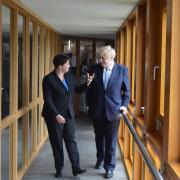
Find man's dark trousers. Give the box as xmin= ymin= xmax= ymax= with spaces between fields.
xmin=93 ymin=117 xmax=120 ymax=171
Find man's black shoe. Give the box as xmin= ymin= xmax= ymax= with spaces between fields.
xmin=54 ymin=170 xmax=62 ymax=178
xmin=72 ymin=168 xmax=86 ymax=176
xmin=104 ymin=170 xmax=113 ymax=178
xmin=94 ymin=161 xmax=103 ymax=169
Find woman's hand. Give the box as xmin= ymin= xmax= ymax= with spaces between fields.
xmin=87 ymin=73 xmax=95 ymax=86
xmin=56 ymin=114 xmax=66 ymax=124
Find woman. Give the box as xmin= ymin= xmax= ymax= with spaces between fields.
xmin=42 ymin=53 xmax=93 ymax=178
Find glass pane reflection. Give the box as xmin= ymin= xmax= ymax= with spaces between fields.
xmin=28 ymin=110 xmax=32 ymax=157
xmin=18 ymin=15 xmax=24 ymax=109
xmin=2 ymin=5 xmax=11 ymax=119
xmin=1 ymin=127 xmax=10 ymax=180
xmin=29 ymin=21 xmax=33 ymax=102
xmin=18 ymin=117 xmax=23 ymax=170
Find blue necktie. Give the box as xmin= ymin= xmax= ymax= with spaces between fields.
xmin=104 ymin=68 xmax=109 ymax=89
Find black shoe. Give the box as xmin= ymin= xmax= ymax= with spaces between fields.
xmin=54 ymin=170 xmax=62 ymax=178
xmin=72 ymin=168 xmax=86 ymax=176
xmin=94 ymin=161 xmax=103 ymax=169
xmin=104 ymin=170 xmax=113 ymax=178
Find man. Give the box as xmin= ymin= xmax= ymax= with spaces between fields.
xmin=87 ymin=46 xmax=130 ymax=178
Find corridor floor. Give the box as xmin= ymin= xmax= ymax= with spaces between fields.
xmin=23 ymin=117 xmax=128 ymax=180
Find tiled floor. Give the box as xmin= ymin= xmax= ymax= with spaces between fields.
xmin=23 ymin=117 xmax=128 ymax=180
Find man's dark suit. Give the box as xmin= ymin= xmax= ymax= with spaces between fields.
xmin=87 ymin=63 xmax=130 ymax=171
xmin=42 ymin=70 xmax=86 ymax=172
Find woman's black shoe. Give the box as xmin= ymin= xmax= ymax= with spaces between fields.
xmin=54 ymin=170 xmax=62 ymax=178
xmin=72 ymin=168 xmax=86 ymax=176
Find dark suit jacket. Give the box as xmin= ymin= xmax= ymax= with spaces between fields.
xmin=42 ymin=70 xmax=86 ymax=119
xmin=87 ymin=63 xmax=130 ymax=121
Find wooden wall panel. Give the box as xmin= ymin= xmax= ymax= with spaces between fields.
xmin=0 ymin=1 xmax=60 ymax=179
xmin=116 ymin=31 xmax=120 ymax=63
xmin=125 ymin=21 xmax=133 ymax=82
xmin=131 ymin=21 xmax=136 ymax=104
xmin=164 ymin=0 xmax=180 ymax=178
xmin=135 ymin=4 xmax=146 ymax=117
xmin=116 ymin=0 xmax=180 ymax=179
xmin=133 ymin=144 xmax=142 ymax=180
xmin=144 ymin=0 xmax=162 ymax=134
xmin=120 ymin=29 xmax=125 ymax=65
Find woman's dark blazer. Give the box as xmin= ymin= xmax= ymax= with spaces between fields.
xmin=42 ymin=70 xmax=86 ymax=120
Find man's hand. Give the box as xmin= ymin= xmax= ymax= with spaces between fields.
xmin=56 ymin=114 xmax=66 ymax=124
xmin=120 ymin=106 xmax=127 ymax=114
xmin=87 ymin=73 xmax=95 ymax=86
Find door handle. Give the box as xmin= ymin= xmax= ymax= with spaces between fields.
xmin=153 ymin=66 xmax=160 ymax=80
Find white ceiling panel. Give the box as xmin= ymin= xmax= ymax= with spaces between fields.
xmin=20 ymin=0 xmax=139 ymax=39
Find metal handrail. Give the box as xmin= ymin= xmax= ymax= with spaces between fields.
xmin=121 ymin=112 xmax=163 ymax=180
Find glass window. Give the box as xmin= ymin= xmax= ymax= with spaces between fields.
xmin=37 ymin=105 xmax=40 ymax=144
xmin=37 ymin=27 xmax=40 ymax=97
xmin=62 ymin=40 xmax=77 ymax=75
xmin=1 ymin=5 xmax=11 ymax=119
xmin=1 ymin=127 xmax=10 ymax=180
xmin=79 ymin=40 xmax=93 ymax=113
xmin=18 ymin=15 xmax=24 ymax=109
xmin=44 ymin=30 xmax=46 ymax=76
xmin=28 ymin=110 xmax=32 ymax=157
xmin=18 ymin=117 xmax=23 ymax=170
xmin=29 ymin=21 xmax=33 ymax=102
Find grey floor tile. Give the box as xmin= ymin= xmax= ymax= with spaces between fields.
xmin=23 ymin=117 xmax=128 ymax=180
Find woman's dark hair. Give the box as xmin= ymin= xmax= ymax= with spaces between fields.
xmin=53 ymin=54 xmax=70 ymax=69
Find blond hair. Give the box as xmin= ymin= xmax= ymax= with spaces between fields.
xmin=98 ymin=45 xmax=116 ymax=59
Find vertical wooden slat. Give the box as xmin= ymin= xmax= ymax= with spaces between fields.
xmin=39 ymin=27 xmax=44 ymax=141
xmin=22 ymin=15 xmax=30 ymax=167
xmin=31 ymin=22 xmax=38 ymax=152
xmin=166 ymin=0 xmax=180 ymax=163
xmin=135 ymin=3 xmax=146 ymax=117
xmin=45 ymin=29 xmax=50 ymax=75
xmin=144 ymin=163 xmax=154 ymax=180
xmin=115 ymin=32 xmax=118 ymax=62
xmin=49 ymin=31 xmax=53 ymax=71
xmin=131 ymin=21 xmax=136 ymax=104
xmin=125 ymin=21 xmax=133 ymax=86
xmin=133 ymin=144 xmax=142 ymax=180
xmin=163 ymin=0 xmax=172 ymax=164
xmin=124 ymin=125 xmax=130 ymax=159
xmin=118 ymin=31 xmax=121 ymax=63
xmin=43 ymin=29 xmax=50 ymax=137
xmin=115 ymin=31 xmax=120 ymax=63
xmin=51 ymin=32 xmax=54 ymax=69
xmin=9 ymin=7 xmax=18 ymax=180
xmin=159 ymin=9 xmax=167 ymax=116
xmin=120 ymin=29 xmax=125 ymax=65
